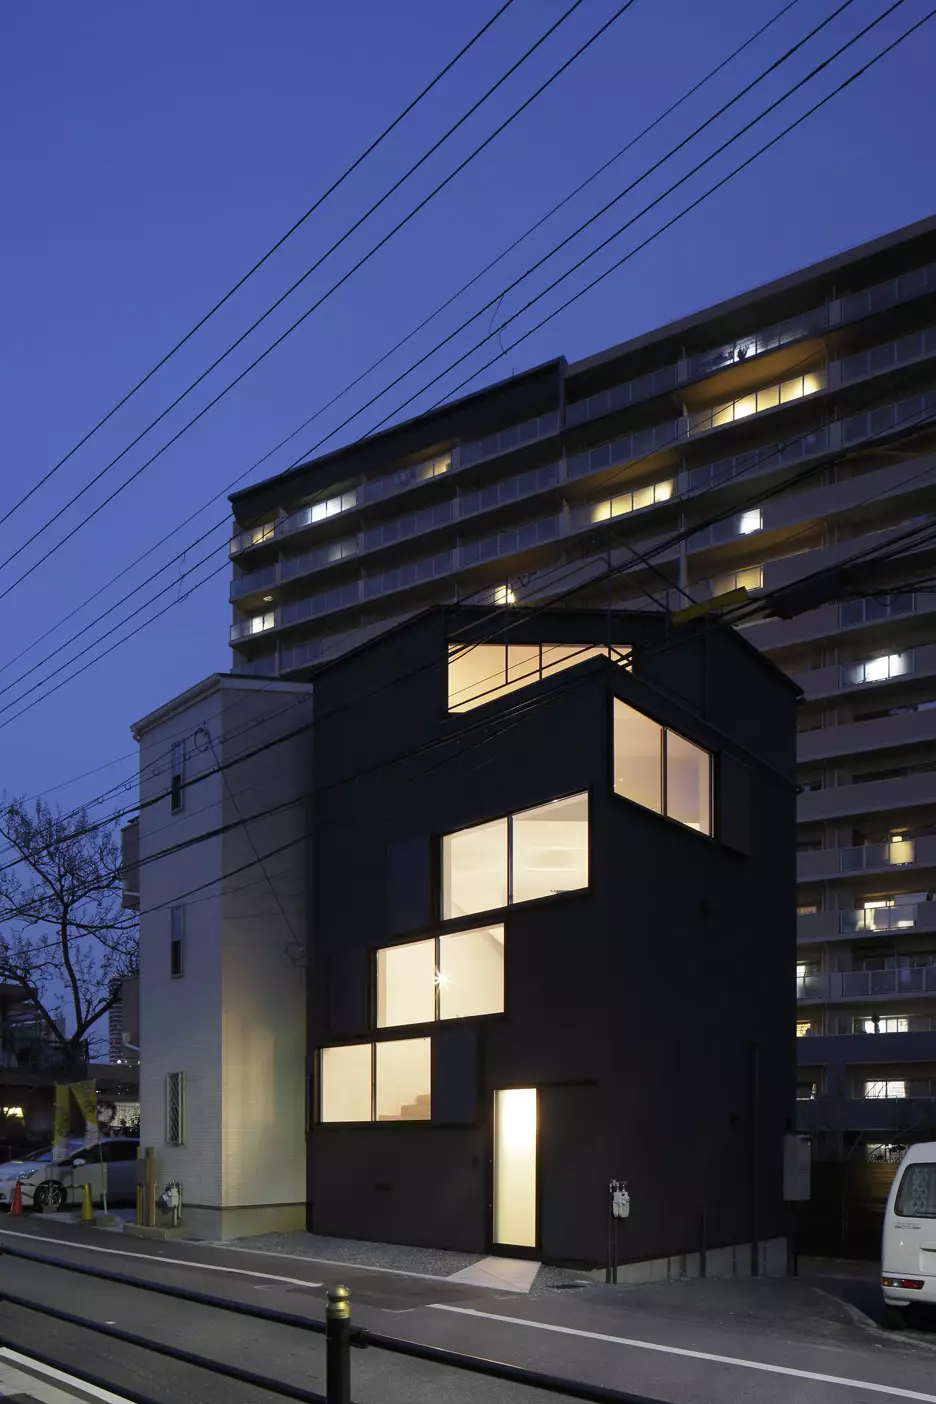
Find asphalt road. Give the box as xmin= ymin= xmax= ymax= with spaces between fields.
xmin=1 ymin=1220 xmax=935 ymax=1404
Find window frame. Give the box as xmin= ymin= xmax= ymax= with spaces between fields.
xmin=374 ymin=924 xmax=507 ymax=1030
xmin=612 ymin=696 xmax=714 ymax=839
xmin=170 ymin=739 xmax=185 ymax=814
xmin=317 ymin=1036 xmax=432 ymax=1126
xmin=439 ymin=790 xmax=591 ymax=922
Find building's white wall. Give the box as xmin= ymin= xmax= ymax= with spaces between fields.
xmin=137 ymin=685 xmax=225 ymax=1209
xmin=135 ymin=676 xmax=312 ymax=1234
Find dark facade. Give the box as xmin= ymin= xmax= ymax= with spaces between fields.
xmin=307 ymin=606 xmax=798 ymax=1266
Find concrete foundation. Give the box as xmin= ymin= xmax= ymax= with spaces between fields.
xmin=588 ymin=1237 xmax=788 ymax=1285
xmin=175 ymin=1203 xmax=306 ymax=1241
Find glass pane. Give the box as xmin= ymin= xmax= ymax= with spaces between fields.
xmin=511 ymin=793 xmax=589 ymax=905
xmin=376 ymin=1038 xmax=431 ymax=1121
xmin=895 ymin=1163 xmax=936 ymax=1217
xmin=540 ymin=644 xmax=606 ymax=678
xmin=506 ymin=645 xmax=541 ymax=692
xmin=321 ymin=1044 xmax=372 ymax=1122
xmin=442 ymin=818 xmax=508 ymax=919
xmin=666 ymin=731 xmax=712 ymax=835
xmin=377 ymin=940 xmax=435 ymax=1028
xmin=494 ymin=1088 xmax=537 ymax=1247
xmin=613 ymin=700 xmax=662 ymax=813
xmin=448 ymin=645 xmax=505 ymax=712
xmin=439 ymin=925 xmax=505 ymax=1020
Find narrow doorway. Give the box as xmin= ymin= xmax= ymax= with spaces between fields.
xmin=493 ymin=1088 xmax=538 ymax=1249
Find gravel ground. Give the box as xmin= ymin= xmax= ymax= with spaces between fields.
xmin=208 ymin=1229 xmax=486 ymax=1277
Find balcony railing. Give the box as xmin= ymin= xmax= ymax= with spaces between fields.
xmin=565 ymin=363 xmax=678 ymax=429
xmin=567 ymin=420 xmax=681 ymax=483
xmin=798 ymin=1014 xmax=936 ymax=1035
xmin=688 ymin=369 xmax=827 ymax=437
xmin=798 ymin=964 xmax=936 ymax=1001
xmin=688 ymin=307 xmax=830 ymax=380
xmin=839 ymin=594 xmax=915 ymax=627
xmin=840 ymin=651 xmax=915 ymax=688
xmin=841 ymin=388 xmax=936 ymax=446
xmin=839 ymin=839 xmax=916 ymax=871
xmin=361 ymin=454 xmax=450 ymax=505
xmin=460 ymin=412 xmax=559 ymax=469
xmin=230 ymin=612 xmax=276 ymax=642
xmin=840 ymin=325 xmax=936 ymax=384
xmin=839 ymin=261 xmax=936 ymax=324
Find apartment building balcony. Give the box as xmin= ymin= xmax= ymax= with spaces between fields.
xmin=797 ymin=768 xmax=936 ymax=826
xmin=798 ymin=834 xmax=936 ymax=883
xmin=798 ymin=899 xmax=936 ymax=944
xmin=796 ymin=1094 xmax=936 ymax=1134
xmin=798 ymin=700 xmax=936 ymax=765
xmin=748 ymin=583 xmax=936 ymax=655
xmin=797 ymin=965 xmax=936 ymax=1002
xmin=792 ymin=641 xmax=936 ymax=707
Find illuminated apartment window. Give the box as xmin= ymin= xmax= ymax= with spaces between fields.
xmin=591 ymin=477 xmax=674 ymax=524
xmin=860 ymin=1017 xmax=908 ymax=1034
xmin=320 ymin=1043 xmax=372 ymax=1122
xmin=712 ymin=566 xmax=763 ymax=596
xmin=448 ymin=642 xmax=629 ymax=713
xmin=796 ymin=1022 xmax=813 ymax=1037
xmin=493 ymin=585 xmax=516 ymax=606
xmin=441 ymin=794 xmax=588 ymax=920
xmin=857 ymin=894 xmax=923 ymax=931
xmin=689 ymin=368 xmax=826 ymax=434
xmin=843 ymin=652 xmax=914 ymax=686
xmin=865 ymin=1079 xmax=906 ymax=1099
xmin=738 ymin=509 xmax=762 ymax=536
xmin=248 ymin=612 xmax=275 ymax=635
xmin=613 ymin=700 xmax=712 ymax=835
xmin=376 ymin=1038 xmax=431 ymax=1121
xmin=292 ymin=489 xmax=358 ymax=530
xmin=376 ymin=927 xmax=505 ymax=1028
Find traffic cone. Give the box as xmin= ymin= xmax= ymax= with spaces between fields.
xmin=80 ymin=1182 xmax=93 ymax=1224
xmin=10 ymin=1182 xmax=22 ymax=1216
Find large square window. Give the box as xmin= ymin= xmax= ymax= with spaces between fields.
xmin=614 ymin=699 xmax=713 ymax=836
xmin=613 ymin=701 xmax=663 ymax=813
xmin=442 ymin=818 xmax=508 ymax=919
xmin=511 ymin=793 xmax=589 ymax=904
xmin=321 ymin=1043 xmax=372 ymax=1122
xmin=376 ymin=1038 xmax=431 ymax=1121
xmin=377 ymin=940 xmax=435 ymax=1028
xmin=439 ymin=925 xmax=505 ymax=1019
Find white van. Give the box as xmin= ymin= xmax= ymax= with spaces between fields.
xmin=882 ymin=1141 xmax=936 ymax=1326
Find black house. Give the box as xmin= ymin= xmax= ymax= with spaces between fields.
xmin=307 ymin=605 xmax=798 ymax=1267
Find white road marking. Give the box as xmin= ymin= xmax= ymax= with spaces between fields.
xmin=1 ymin=1346 xmax=131 ymax=1402
xmin=429 ymin=1304 xmax=936 ymax=1401
xmin=0 ymin=1227 xmax=322 ymax=1289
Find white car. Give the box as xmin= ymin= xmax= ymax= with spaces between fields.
xmin=882 ymin=1140 xmax=936 ymax=1326
xmin=0 ymin=1137 xmax=140 ymax=1212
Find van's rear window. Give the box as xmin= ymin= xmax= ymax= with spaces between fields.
xmin=895 ymin=1163 xmax=936 ymax=1217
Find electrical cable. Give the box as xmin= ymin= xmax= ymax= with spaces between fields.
xmin=0 ymin=0 xmax=805 ymax=687
xmin=0 ymin=0 xmax=630 ymax=597
xmin=0 ymin=0 xmax=520 ymax=529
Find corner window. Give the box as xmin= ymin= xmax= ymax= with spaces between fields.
xmin=441 ymin=794 xmax=588 ymax=920
xmin=377 ymin=926 xmax=505 ymax=1028
xmin=319 ymin=1039 xmax=430 ymax=1123
xmin=613 ymin=700 xmax=712 ymax=835
xmin=170 ymin=740 xmax=185 ymax=813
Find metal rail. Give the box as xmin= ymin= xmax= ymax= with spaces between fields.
xmin=0 ymin=1240 xmax=666 ymax=1404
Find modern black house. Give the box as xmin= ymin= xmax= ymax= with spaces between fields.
xmin=307 ymin=604 xmax=799 ymax=1268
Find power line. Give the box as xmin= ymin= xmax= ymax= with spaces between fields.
xmin=0 ymin=0 xmax=804 ymax=690
xmin=0 ymin=0 xmax=519 ymax=529
xmin=0 ymin=0 xmax=886 ymax=716
xmin=0 ymin=0 xmax=626 ymax=597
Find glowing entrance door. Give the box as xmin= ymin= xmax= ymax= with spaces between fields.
xmin=493 ymin=1088 xmax=538 ymax=1248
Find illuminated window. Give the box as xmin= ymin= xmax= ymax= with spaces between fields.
xmin=865 ymin=1079 xmax=906 ymax=1099
xmin=860 ymin=1017 xmax=908 ymax=1034
xmin=494 ymin=1088 xmax=537 ymax=1247
xmin=300 ymin=489 xmax=358 ymax=527
xmin=448 ymin=642 xmax=629 ymax=712
xmin=738 ymin=509 xmax=762 ymax=535
xmin=613 ymin=700 xmax=712 ymax=835
xmin=689 ymin=368 xmax=826 ymax=435
xmin=442 ymin=794 xmax=589 ymax=919
xmin=493 ymin=585 xmax=516 ymax=606
xmin=590 ymin=478 xmax=674 ymax=524
xmin=796 ymin=1022 xmax=813 ymax=1037
xmin=712 ymin=566 xmax=763 ymax=596
xmin=376 ymin=927 xmax=505 ymax=1028
xmin=375 ymin=1038 xmax=431 ymax=1121
xmin=845 ymin=653 xmax=914 ymax=686
xmin=320 ymin=1043 xmax=372 ymax=1122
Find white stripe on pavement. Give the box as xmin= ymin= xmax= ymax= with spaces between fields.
xmin=429 ymin=1304 xmax=936 ymax=1401
xmin=0 ymin=1228 xmax=322 ymax=1289
xmin=1 ymin=1347 xmax=131 ymax=1402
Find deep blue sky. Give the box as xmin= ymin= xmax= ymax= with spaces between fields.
xmin=1 ymin=0 xmax=934 ymax=820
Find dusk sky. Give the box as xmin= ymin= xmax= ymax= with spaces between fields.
xmin=2 ymin=0 xmax=934 ymax=823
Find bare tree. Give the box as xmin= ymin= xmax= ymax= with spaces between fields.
xmin=0 ymin=797 xmax=138 ymax=1075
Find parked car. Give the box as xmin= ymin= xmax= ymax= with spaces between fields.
xmin=0 ymin=1136 xmax=140 ymax=1211
xmin=882 ymin=1140 xmax=936 ymax=1326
